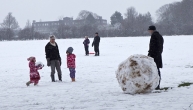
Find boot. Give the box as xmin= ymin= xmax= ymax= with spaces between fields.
xmin=72 ymin=78 xmax=75 ymax=82
xmin=155 ymin=82 xmax=160 ymax=90
xmin=51 ymin=75 xmax=55 ymax=82
xmin=58 ymin=75 xmax=62 ymax=81
xmin=26 ymin=81 xmax=31 ymax=86
xmin=155 ymin=86 xmax=160 ymax=90
xmin=34 ymin=83 xmax=38 ymax=86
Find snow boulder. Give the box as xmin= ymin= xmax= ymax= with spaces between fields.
xmin=35 ymin=62 xmax=44 ymax=68
xmin=116 ymin=54 xmax=159 ymax=94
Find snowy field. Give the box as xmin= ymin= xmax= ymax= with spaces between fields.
xmin=0 ymin=36 xmax=193 ymax=110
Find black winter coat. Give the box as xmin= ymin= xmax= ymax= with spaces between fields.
xmin=148 ymin=31 xmax=164 ymax=68
xmin=45 ymin=42 xmax=61 ymax=61
xmin=83 ymin=39 xmax=90 ymax=47
xmin=92 ymin=36 xmax=100 ymax=46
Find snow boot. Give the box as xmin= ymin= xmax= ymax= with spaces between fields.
xmin=34 ymin=83 xmax=38 ymax=86
xmin=72 ymin=78 xmax=75 ymax=82
xmin=155 ymin=85 xmax=160 ymax=90
xmin=58 ymin=75 xmax=62 ymax=82
xmin=26 ymin=81 xmax=31 ymax=86
xmin=51 ymin=75 xmax=55 ymax=82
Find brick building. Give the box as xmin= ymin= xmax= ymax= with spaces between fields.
xmin=32 ymin=14 xmax=107 ymax=34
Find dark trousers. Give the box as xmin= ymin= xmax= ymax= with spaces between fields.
xmin=84 ymin=46 xmax=89 ymax=55
xmin=50 ymin=60 xmax=62 ymax=81
xmin=69 ymin=68 xmax=76 ymax=78
xmin=94 ymin=45 xmax=99 ymax=55
xmin=157 ymin=67 xmax=161 ymax=89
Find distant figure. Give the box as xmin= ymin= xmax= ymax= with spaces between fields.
xmin=66 ymin=47 xmax=76 ymax=82
xmin=45 ymin=35 xmax=62 ymax=82
xmin=92 ymin=32 xmax=100 ymax=56
xmin=148 ymin=26 xmax=164 ymax=90
xmin=26 ymin=57 xmax=42 ymax=86
xmin=83 ymin=36 xmax=90 ymax=56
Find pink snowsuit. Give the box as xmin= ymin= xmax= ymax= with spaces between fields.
xmin=29 ymin=61 xmax=41 ymax=84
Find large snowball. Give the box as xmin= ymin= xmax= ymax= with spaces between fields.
xmin=116 ymin=54 xmax=159 ymax=94
xmin=35 ymin=62 xmax=44 ymax=68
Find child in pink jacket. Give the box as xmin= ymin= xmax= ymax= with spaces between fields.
xmin=26 ymin=57 xmax=42 ymax=86
xmin=66 ymin=47 xmax=76 ymax=82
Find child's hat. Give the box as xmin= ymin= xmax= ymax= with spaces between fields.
xmin=66 ymin=47 xmax=73 ymax=54
xmin=27 ymin=57 xmax=35 ymax=61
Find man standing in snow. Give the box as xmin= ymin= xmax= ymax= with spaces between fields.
xmin=92 ymin=32 xmax=100 ymax=56
xmin=148 ymin=26 xmax=164 ymax=90
xmin=45 ymin=35 xmax=62 ymax=82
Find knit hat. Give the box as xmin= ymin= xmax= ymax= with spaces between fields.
xmin=148 ymin=26 xmax=156 ymax=30
xmin=95 ymin=32 xmax=98 ymax=34
xmin=49 ymin=35 xmax=56 ymax=39
xmin=27 ymin=57 xmax=35 ymax=61
xmin=85 ymin=36 xmax=89 ymax=39
xmin=66 ymin=47 xmax=74 ymax=54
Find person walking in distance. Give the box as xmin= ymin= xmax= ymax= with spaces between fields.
xmin=45 ymin=35 xmax=62 ymax=82
xmin=92 ymin=32 xmax=100 ymax=56
xmin=83 ymin=36 xmax=90 ymax=56
xmin=148 ymin=26 xmax=164 ymax=90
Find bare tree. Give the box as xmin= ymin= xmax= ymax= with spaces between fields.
xmin=25 ymin=20 xmax=31 ymax=28
xmin=58 ymin=16 xmax=64 ymax=20
xmin=0 ymin=12 xmax=19 ymax=40
xmin=110 ymin=11 xmax=123 ymax=26
xmin=1 ymin=12 xmax=19 ymax=30
xmin=76 ymin=10 xmax=100 ymax=20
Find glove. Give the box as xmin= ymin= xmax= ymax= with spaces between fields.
xmin=47 ymin=58 xmax=51 ymax=66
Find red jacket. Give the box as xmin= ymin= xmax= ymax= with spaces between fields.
xmin=67 ymin=54 xmax=76 ymax=68
xmin=29 ymin=61 xmax=41 ymax=82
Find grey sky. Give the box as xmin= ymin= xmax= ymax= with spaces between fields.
xmin=0 ymin=0 xmax=182 ymax=28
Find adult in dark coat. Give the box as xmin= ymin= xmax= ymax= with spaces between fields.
xmin=83 ymin=36 xmax=90 ymax=56
xmin=148 ymin=26 xmax=164 ymax=90
xmin=92 ymin=32 xmax=100 ymax=56
xmin=45 ymin=35 xmax=62 ymax=82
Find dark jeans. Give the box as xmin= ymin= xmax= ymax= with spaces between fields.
xmin=51 ymin=60 xmax=62 ymax=81
xmin=69 ymin=68 xmax=76 ymax=78
xmin=94 ymin=45 xmax=99 ymax=55
xmin=84 ymin=46 xmax=89 ymax=55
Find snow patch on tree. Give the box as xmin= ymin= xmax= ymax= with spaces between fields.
xmin=116 ymin=54 xmax=159 ymax=94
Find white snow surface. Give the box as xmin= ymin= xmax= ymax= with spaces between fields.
xmin=0 ymin=36 xmax=193 ymax=110
xmin=116 ymin=54 xmax=159 ymax=94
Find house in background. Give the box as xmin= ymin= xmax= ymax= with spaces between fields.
xmin=32 ymin=14 xmax=107 ymax=34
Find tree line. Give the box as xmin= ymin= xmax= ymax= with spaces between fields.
xmin=0 ymin=0 xmax=193 ymax=40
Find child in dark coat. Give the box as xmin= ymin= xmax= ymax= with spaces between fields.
xmin=66 ymin=47 xmax=76 ymax=82
xmin=83 ymin=36 xmax=90 ymax=56
xmin=26 ymin=57 xmax=43 ymax=86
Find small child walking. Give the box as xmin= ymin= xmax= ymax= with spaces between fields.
xmin=66 ymin=47 xmax=76 ymax=82
xmin=83 ymin=36 xmax=90 ymax=56
xmin=26 ymin=57 xmax=42 ymax=86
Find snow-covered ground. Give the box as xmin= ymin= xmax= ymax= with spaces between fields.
xmin=0 ymin=36 xmax=193 ymax=110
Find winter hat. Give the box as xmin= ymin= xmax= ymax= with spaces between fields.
xmin=49 ymin=35 xmax=56 ymax=39
xmin=27 ymin=57 xmax=35 ymax=61
xmin=66 ymin=47 xmax=74 ymax=54
xmin=148 ymin=26 xmax=156 ymax=30
xmin=95 ymin=32 xmax=98 ymax=35
xmin=85 ymin=36 xmax=88 ymax=39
